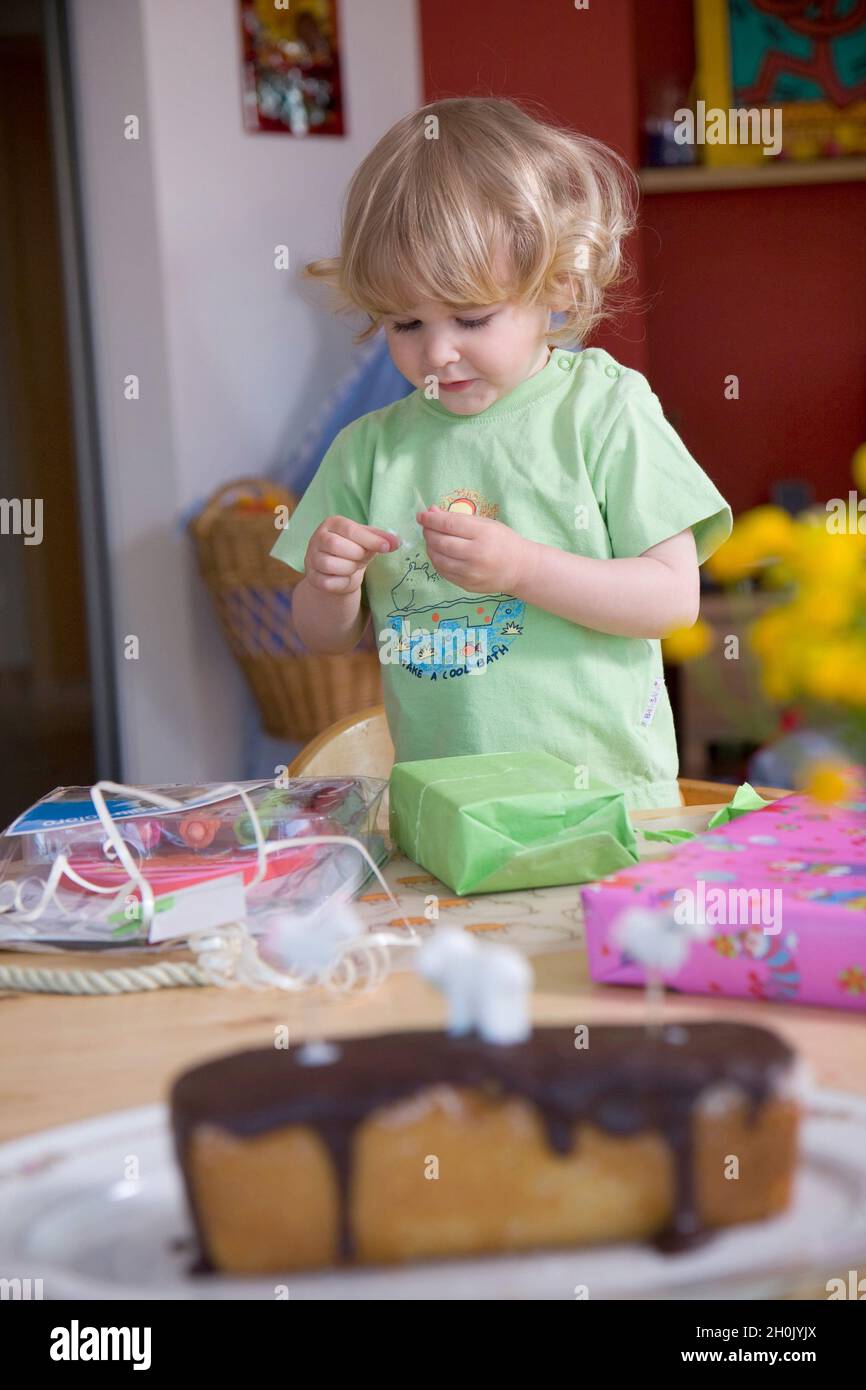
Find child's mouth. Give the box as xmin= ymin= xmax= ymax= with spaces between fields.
xmin=439 ymin=378 xmax=477 ymax=393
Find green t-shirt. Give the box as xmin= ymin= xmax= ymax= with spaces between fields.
xmin=270 ymin=346 xmax=732 ymax=810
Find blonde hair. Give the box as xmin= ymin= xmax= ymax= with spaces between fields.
xmin=303 ymin=95 xmax=640 ymax=347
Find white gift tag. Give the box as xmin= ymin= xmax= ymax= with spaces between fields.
xmin=146 ymin=872 xmax=247 ymax=945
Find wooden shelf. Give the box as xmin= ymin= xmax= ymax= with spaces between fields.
xmin=640 ymin=157 xmax=866 ymax=193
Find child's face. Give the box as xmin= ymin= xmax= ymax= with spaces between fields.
xmin=383 ymin=299 xmax=551 ymax=416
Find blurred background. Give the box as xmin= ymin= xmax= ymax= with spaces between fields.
xmin=1 ymin=0 xmax=865 ymax=825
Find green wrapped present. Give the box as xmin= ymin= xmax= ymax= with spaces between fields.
xmin=389 ymin=751 xmax=638 ymax=895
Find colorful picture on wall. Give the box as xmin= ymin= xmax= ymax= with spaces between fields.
xmin=239 ymin=0 xmax=345 ymax=136
xmin=696 ymin=0 xmax=866 ymax=165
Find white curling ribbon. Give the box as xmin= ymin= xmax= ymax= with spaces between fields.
xmin=263 ymin=896 xmax=362 ymax=975
xmin=0 ymin=780 xmax=420 ymax=993
xmin=252 ymin=893 xmax=417 ymax=994
xmin=612 ymin=906 xmax=709 ymax=976
xmin=416 ymin=926 xmax=532 ymax=1045
xmin=191 ymin=913 xmax=415 ymax=995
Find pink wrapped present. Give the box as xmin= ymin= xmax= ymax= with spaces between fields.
xmin=581 ymin=792 xmax=866 ymax=1012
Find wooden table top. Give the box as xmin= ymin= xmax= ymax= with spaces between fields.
xmin=2 ymin=796 xmax=865 ymax=1144
xmin=2 ymin=932 xmax=865 ymax=1145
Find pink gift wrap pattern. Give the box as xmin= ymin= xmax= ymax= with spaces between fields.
xmin=581 ymin=794 xmax=866 ymax=1012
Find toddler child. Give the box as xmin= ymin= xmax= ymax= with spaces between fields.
xmin=271 ymin=97 xmax=732 ymax=811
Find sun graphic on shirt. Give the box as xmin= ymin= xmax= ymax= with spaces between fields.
xmin=440 ymin=487 xmax=498 ymax=520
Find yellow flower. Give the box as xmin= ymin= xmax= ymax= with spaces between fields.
xmin=706 ymin=506 xmax=796 ymax=584
xmin=709 ymin=496 xmax=866 ymax=716
xmin=789 ymin=523 xmax=865 ymax=585
xmin=803 ymin=760 xmax=860 ymax=803
xmin=743 ymin=505 xmax=797 ymax=557
xmin=792 ymin=585 xmax=855 ymax=631
xmin=834 ymin=649 xmax=866 ymax=707
xmin=749 ymin=609 xmax=796 ymax=661
xmin=759 ymin=664 xmax=795 ymax=704
xmin=803 ymin=651 xmax=851 ymax=703
xmin=705 ymin=536 xmax=756 ymax=584
xmin=852 ymin=443 xmax=866 ymax=494
xmin=661 ymin=619 xmax=712 ymax=663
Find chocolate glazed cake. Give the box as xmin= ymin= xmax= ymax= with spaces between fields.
xmin=170 ymin=1022 xmax=802 ymax=1274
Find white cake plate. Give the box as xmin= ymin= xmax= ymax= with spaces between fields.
xmin=1 ymin=1091 xmax=864 ymax=1300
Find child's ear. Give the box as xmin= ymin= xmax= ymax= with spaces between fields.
xmin=545 ymin=282 xmax=574 ymax=313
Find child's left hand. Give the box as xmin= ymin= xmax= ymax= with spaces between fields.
xmin=416 ymin=506 xmax=532 ymax=594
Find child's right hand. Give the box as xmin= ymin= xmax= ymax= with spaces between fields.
xmin=303 ymin=515 xmax=399 ymax=595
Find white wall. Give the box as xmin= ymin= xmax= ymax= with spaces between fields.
xmin=69 ymin=0 xmax=421 ymax=782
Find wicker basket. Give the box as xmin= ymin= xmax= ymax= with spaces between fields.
xmin=188 ymin=476 xmax=382 ymax=742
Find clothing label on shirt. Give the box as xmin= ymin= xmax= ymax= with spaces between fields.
xmin=640 ymin=677 xmax=665 ymax=727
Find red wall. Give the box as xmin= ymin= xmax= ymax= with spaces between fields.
xmin=641 ymin=183 xmax=866 ymax=515
xmin=419 ymin=0 xmax=866 ymax=513
xmin=633 ymin=0 xmax=866 ymax=512
xmin=418 ymin=0 xmax=649 ymax=373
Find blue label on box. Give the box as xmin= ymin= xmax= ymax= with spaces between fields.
xmin=8 ymin=799 xmax=146 ymax=834
xmin=6 ymin=782 xmax=273 ymax=836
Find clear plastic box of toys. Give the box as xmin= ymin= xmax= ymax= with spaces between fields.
xmin=0 ymin=778 xmax=389 ymax=952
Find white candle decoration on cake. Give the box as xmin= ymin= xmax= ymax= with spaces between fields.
xmin=296 ymin=1039 xmax=340 ymax=1067
xmin=612 ymin=907 xmax=711 ymax=1032
xmin=476 ymin=947 xmax=533 ymax=1045
xmin=260 ymin=896 xmax=362 ymax=977
xmin=613 ymin=907 xmax=695 ymax=974
xmin=416 ymin=926 xmax=532 ymax=1045
xmin=262 ymin=897 xmax=367 ymax=1066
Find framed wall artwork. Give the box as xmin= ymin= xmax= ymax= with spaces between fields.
xmin=695 ymin=0 xmax=866 ymax=166
xmin=239 ymin=0 xmax=345 ymax=136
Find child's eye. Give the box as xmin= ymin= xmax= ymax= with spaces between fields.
xmin=390 ymin=313 xmax=495 ymax=334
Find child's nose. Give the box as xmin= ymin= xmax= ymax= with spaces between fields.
xmin=423 ymin=333 xmax=462 ymax=371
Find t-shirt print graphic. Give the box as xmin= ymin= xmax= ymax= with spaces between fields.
xmin=377 ymin=487 xmax=526 ymax=683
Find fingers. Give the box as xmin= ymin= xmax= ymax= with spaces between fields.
xmin=312 ymin=551 xmax=363 ymax=577
xmin=326 ymin=516 xmax=398 ymax=555
xmin=305 ymin=515 xmax=399 ymax=592
xmin=307 ymin=571 xmax=361 ymax=594
xmin=311 ymin=517 xmax=397 ymax=567
xmin=316 ymin=533 xmax=376 ymax=566
xmin=423 ymin=532 xmax=470 ymax=561
xmin=416 ymin=507 xmax=481 ymax=539
xmin=419 ymin=509 xmax=478 ymax=560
